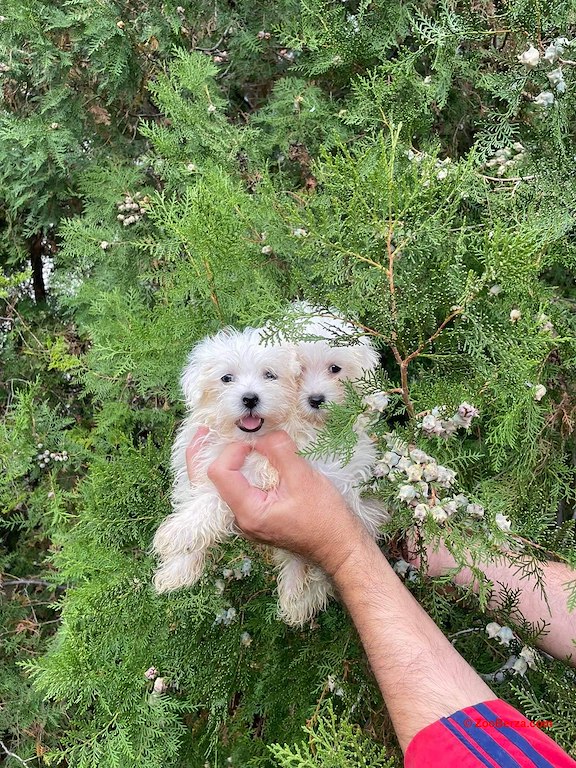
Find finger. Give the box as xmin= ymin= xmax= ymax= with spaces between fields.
xmin=254 ymin=430 xmax=309 ymax=486
xmin=207 ymin=442 xmax=267 ymax=512
xmin=185 ymin=426 xmax=210 ymax=483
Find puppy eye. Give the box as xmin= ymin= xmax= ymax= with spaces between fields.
xmin=329 ymin=365 xmax=342 ymax=374
xmin=221 ymin=374 xmax=234 ymax=383
xmin=264 ymin=371 xmax=277 ymax=380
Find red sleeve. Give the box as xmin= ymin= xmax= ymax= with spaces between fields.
xmin=404 ymin=699 xmax=576 ymax=768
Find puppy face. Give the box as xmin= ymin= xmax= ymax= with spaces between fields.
xmin=293 ymin=309 xmax=379 ymax=424
xmin=181 ymin=328 xmax=301 ymax=439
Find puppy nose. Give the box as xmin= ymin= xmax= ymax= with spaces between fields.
xmin=308 ymin=394 xmax=326 ymax=409
xmin=242 ymin=393 xmax=260 ymax=409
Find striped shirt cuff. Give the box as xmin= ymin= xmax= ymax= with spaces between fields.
xmin=405 ymin=699 xmax=576 ymax=768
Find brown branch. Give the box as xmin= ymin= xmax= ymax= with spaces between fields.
xmin=398 ymin=360 xmax=414 ymax=417
xmin=405 ymin=308 xmax=464 ymax=365
xmin=394 ymin=309 xmax=463 ymax=417
xmin=385 ymin=226 xmax=416 ymax=416
xmin=479 ymin=174 xmax=536 ymax=182
xmin=1 ymin=578 xmax=54 ymax=588
xmin=510 ymin=535 xmax=575 ymax=566
xmin=0 ymin=740 xmax=35 ymax=766
xmin=387 ymin=227 xmax=398 ymax=341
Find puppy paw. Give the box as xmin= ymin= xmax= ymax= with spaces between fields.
xmin=277 ymin=564 xmax=333 ymax=627
xmin=152 ymin=519 xmax=199 ymax=558
xmin=153 ymin=552 xmax=205 ymax=593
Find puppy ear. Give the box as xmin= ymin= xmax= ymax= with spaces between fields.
xmin=281 ymin=344 xmax=302 ymax=379
xmin=264 ymin=343 xmax=302 ymax=381
xmin=355 ymin=340 xmax=380 ymax=372
xmin=180 ymin=342 xmax=208 ymax=410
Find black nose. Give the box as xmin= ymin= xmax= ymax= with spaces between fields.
xmin=308 ymin=394 xmax=326 ymax=409
xmin=242 ymin=393 xmax=260 ymax=410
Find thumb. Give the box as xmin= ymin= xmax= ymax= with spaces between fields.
xmin=207 ymin=442 xmax=268 ymax=512
xmin=253 ymin=430 xmax=309 ymax=488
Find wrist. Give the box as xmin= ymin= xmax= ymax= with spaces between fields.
xmin=405 ymin=534 xmax=459 ymax=578
xmin=327 ymin=527 xmax=382 ymax=585
xmin=299 ymin=497 xmax=371 ymax=578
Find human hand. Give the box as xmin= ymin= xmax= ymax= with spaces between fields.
xmin=188 ymin=429 xmax=369 ymax=577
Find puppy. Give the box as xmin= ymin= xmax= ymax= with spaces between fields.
xmin=272 ymin=305 xmax=388 ymax=626
xmin=152 ymin=327 xmax=302 ymax=595
xmin=287 ymin=303 xmax=384 ymax=536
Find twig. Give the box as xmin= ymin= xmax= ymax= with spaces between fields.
xmin=479 ymin=174 xmax=536 ymax=182
xmin=449 ymin=627 xmax=483 ymax=643
xmin=384 ymin=217 xmax=464 ymax=419
xmin=306 ymin=681 xmax=330 ymax=753
xmin=397 ymin=358 xmax=414 ymax=417
xmin=345 ymin=249 xmax=389 ymax=273
xmin=405 ymin=308 xmax=464 ymax=365
xmin=283 ymin=190 xmax=308 ymax=205
xmin=0 ymin=740 xmax=37 ymax=766
xmin=194 ymin=29 xmax=230 ymax=53
xmin=384 ymin=225 xmax=418 ymax=416
xmin=387 ymin=228 xmax=398 ymax=343
xmin=510 ymin=535 xmax=575 ymax=565
xmin=1 ymin=579 xmax=54 ymax=588
xmin=315 ymin=236 xmax=390 ymax=274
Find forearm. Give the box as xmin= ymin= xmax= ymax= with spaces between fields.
xmin=423 ymin=543 xmax=576 ymax=665
xmin=332 ymin=536 xmax=494 ymax=752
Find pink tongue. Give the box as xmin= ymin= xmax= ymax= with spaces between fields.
xmin=240 ymin=415 xmax=262 ymax=430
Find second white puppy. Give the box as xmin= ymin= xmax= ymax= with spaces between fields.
xmin=272 ymin=306 xmax=389 ymax=626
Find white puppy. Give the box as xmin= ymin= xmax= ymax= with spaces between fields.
xmin=272 ymin=305 xmax=388 ymax=626
xmin=152 ymin=327 xmax=302 ymax=596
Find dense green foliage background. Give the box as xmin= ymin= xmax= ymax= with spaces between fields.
xmin=2 ymin=1 xmax=576 ymax=766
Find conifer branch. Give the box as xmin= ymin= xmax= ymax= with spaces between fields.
xmin=1 ymin=579 xmax=55 ymax=589
xmin=404 ymin=307 xmax=464 ymax=365
xmin=386 ymin=225 xmax=417 ymax=417
xmin=387 ymin=227 xmax=398 ymax=342
xmin=387 ymin=219 xmax=464 ymax=418
xmin=347 ymin=249 xmax=389 ymax=273
xmin=0 ymin=740 xmax=35 ymax=766
xmin=394 ymin=308 xmax=463 ymax=417
xmin=480 ymin=174 xmax=536 ymax=182
xmin=203 ymin=256 xmax=223 ymax=320
xmin=3 ymin=7 xmax=576 ymax=760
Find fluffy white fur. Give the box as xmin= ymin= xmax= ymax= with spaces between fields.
xmin=152 ymin=313 xmax=387 ymax=627
xmin=153 ymin=327 xmax=301 ymax=595
xmin=273 ymin=304 xmax=388 ymax=625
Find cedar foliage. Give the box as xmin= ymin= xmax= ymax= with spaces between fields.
xmin=1 ymin=1 xmax=576 ymax=766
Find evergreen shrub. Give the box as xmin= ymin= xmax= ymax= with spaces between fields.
xmin=1 ymin=1 xmax=576 ymax=766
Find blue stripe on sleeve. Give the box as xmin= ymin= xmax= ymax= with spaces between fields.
xmin=451 ymin=710 xmax=525 ymax=768
xmin=474 ymin=702 xmax=556 ymax=768
xmin=439 ymin=717 xmax=497 ymax=768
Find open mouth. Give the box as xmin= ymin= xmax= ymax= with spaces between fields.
xmin=236 ymin=415 xmax=265 ymax=433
